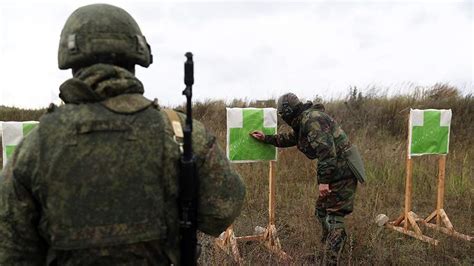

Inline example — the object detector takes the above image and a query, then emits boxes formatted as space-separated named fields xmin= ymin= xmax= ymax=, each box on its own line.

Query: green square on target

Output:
xmin=228 ymin=109 xmax=276 ymax=161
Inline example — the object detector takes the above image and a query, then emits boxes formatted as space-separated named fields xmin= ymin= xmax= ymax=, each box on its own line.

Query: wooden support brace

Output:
xmin=424 ymin=210 xmax=437 ymax=223
xmin=229 ymin=231 xmax=243 ymax=265
xmin=215 ymin=226 xmax=243 ymax=265
xmin=215 ymin=161 xmax=291 ymax=263
xmin=387 ymin=211 xmax=440 ymax=245
xmin=419 ymin=209 xmax=473 ymax=242
xmin=235 ymin=234 xmax=265 ymax=242
xmin=407 ymin=212 xmax=422 ymax=236
xmin=392 ymin=214 xmax=405 ymax=226
xmin=262 ymin=224 xmax=291 ymax=262
xmin=439 ymin=209 xmax=454 ymax=230
xmin=386 ymin=223 xmax=439 ymax=246
xmin=385 ymin=119 xmax=471 ymax=246
xmin=220 ymin=224 xmax=291 ymax=263
xmin=419 ymin=221 xmax=473 ymax=242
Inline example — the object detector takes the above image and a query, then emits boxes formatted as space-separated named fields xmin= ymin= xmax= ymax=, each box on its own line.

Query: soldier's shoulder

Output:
xmin=306 ymin=108 xmax=334 ymax=121
xmin=306 ymin=108 xmax=324 ymax=116
xmin=301 ymin=109 xmax=337 ymax=131
xmin=302 ymin=108 xmax=324 ymax=122
xmin=40 ymin=103 xmax=86 ymax=122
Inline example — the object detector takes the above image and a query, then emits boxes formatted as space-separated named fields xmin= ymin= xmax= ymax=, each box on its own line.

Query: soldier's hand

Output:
xmin=319 ymin=184 xmax=331 ymax=198
xmin=250 ymin=131 xmax=265 ymax=141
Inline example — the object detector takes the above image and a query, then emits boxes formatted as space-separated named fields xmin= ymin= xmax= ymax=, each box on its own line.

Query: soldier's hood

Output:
xmin=59 ymin=63 xmax=144 ymax=104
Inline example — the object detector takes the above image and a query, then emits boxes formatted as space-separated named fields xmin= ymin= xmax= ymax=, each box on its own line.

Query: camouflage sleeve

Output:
xmin=304 ymin=121 xmax=338 ymax=184
xmin=263 ymin=131 xmax=297 ymax=147
xmin=191 ymin=121 xmax=246 ymax=237
xmin=0 ymin=129 xmax=47 ymax=264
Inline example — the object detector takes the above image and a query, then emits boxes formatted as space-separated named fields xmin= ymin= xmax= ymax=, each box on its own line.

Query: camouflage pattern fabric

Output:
xmin=262 ymin=103 xmax=357 ymax=263
xmin=59 ymin=63 xmax=144 ymax=103
xmin=0 ymin=64 xmax=246 ymax=265
xmin=315 ymin=178 xmax=357 ymax=218
xmin=263 ymin=105 xmax=353 ymax=184
xmin=324 ymin=227 xmax=347 ymax=265
xmin=316 ymin=175 xmax=356 ymax=265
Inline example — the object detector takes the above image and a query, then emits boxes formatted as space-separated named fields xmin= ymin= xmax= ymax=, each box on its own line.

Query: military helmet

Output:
xmin=58 ymin=4 xmax=152 ymax=70
xmin=277 ymin=93 xmax=301 ymax=117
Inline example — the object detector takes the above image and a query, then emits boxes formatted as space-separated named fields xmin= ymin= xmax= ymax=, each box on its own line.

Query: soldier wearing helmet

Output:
xmin=0 ymin=4 xmax=245 ymax=265
xmin=251 ymin=93 xmax=365 ymax=264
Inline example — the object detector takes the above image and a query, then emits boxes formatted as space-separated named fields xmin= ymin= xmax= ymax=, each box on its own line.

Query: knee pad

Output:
xmin=315 ymin=208 xmax=326 ymax=218
xmin=325 ymin=215 xmax=345 ymax=231
xmin=316 ymin=209 xmax=327 ymax=222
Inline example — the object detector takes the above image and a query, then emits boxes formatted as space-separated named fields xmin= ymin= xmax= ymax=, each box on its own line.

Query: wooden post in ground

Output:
xmin=269 ymin=160 xmax=276 ymax=225
xmin=389 ymin=154 xmax=473 ymax=243
xmin=215 ymin=161 xmax=292 ymax=263
xmin=387 ymin=115 xmax=438 ymax=245
xmin=404 ymin=157 xmax=413 ymax=231
xmin=388 ymin=155 xmax=439 ymax=245
xmin=418 ymin=155 xmax=473 ymax=242
xmin=387 ymin=110 xmax=472 ymax=244
xmin=436 ymin=155 xmax=445 ymax=226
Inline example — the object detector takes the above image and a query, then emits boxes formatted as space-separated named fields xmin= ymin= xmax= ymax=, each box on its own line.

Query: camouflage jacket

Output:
xmin=0 ymin=64 xmax=246 ymax=265
xmin=264 ymin=105 xmax=353 ymax=184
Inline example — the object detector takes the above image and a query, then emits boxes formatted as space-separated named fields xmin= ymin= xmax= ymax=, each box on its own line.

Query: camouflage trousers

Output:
xmin=315 ymin=177 xmax=357 ymax=219
xmin=315 ymin=177 xmax=357 ymax=265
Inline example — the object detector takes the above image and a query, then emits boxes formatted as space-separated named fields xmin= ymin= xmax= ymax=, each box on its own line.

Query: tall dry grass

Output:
xmin=0 ymin=84 xmax=473 ymax=264
xmin=190 ymin=85 xmax=473 ymax=265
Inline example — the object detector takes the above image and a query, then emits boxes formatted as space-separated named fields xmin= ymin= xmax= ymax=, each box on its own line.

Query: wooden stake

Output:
xmin=436 ymin=155 xmax=446 ymax=225
xmin=404 ymin=157 xmax=413 ymax=230
xmin=386 ymin=115 xmax=440 ymax=245
xmin=407 ymin=212 xmax=422 ymax=236
xmin=424 ymin=210 xmax=437 ymax=223
xmin=418 ymin=155 xmax=473 ymax=242
xmin=269 ymin=160 xmax=276 ymax=225
xmin=386 ymin=224 xmax=439 ymax=245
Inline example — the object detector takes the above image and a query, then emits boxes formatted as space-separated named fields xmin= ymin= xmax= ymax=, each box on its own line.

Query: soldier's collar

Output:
xmin=101 ymin=93 xmax=156 ymax=114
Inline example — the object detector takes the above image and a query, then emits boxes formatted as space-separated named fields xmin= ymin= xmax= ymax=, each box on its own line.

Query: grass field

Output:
xmin=1 ymin=85 xmax=473 ymax=264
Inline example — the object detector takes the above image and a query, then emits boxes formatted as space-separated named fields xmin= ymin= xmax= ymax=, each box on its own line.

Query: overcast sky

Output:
xmin=0 ymin=0 xmax=472 ymax=108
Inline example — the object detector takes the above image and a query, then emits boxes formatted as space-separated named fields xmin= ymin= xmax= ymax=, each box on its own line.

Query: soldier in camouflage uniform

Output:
xmin=251 ymin=93 xmax=364 ymax=265
xmin=0 ymin=4 xmax=245 ymax=265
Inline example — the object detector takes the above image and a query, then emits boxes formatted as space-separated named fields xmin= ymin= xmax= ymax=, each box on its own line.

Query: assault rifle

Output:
xmin=180 ymin=52 xmax=198 ymax=266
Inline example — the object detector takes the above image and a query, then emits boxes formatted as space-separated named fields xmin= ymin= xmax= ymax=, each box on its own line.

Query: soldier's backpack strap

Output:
xmin=163 ymin=109 xmax=184 ymax=153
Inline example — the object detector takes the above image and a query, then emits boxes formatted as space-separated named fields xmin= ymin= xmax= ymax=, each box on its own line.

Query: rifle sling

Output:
xmin=164 ymin=109 xmax=184 ymax=139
